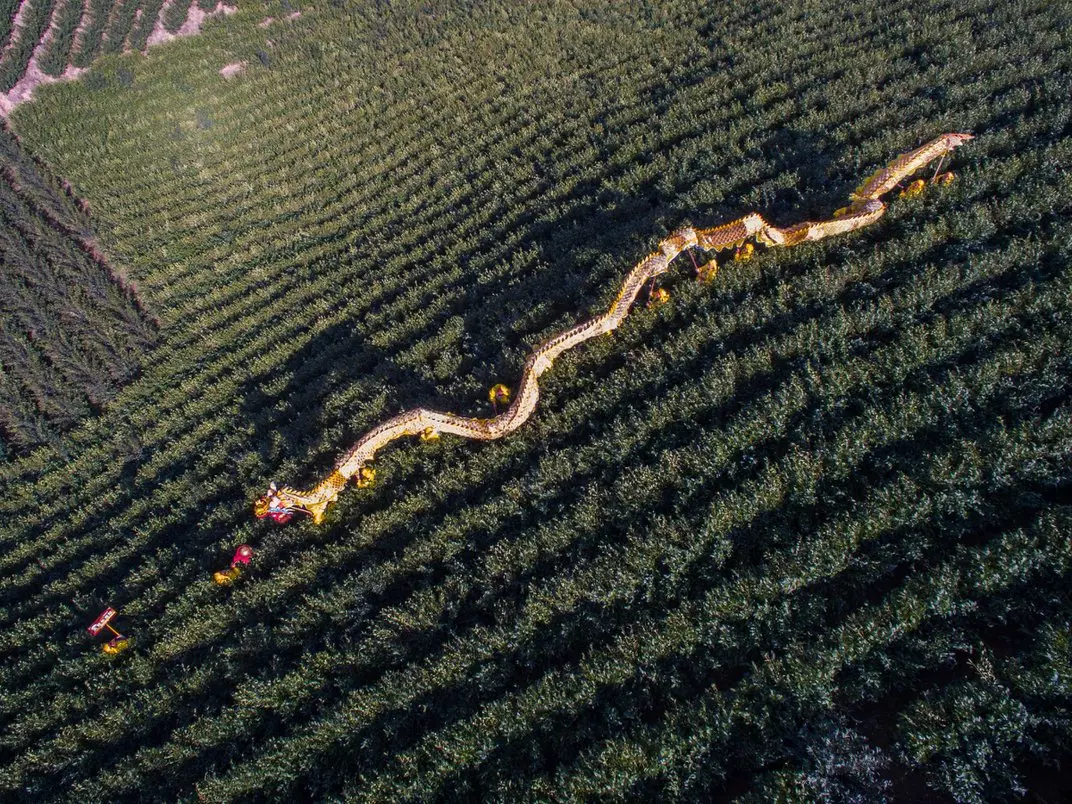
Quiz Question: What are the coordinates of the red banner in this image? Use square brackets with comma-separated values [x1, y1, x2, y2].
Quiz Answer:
[88, 607, 116, 635]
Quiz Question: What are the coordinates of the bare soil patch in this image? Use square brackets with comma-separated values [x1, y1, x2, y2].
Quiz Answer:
[219, 59, 245, 79]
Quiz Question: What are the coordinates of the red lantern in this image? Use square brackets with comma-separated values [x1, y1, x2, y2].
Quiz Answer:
[215, 545, 255, 586]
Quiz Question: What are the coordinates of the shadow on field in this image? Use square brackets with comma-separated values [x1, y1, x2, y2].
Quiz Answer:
[458, 126, 846, 388]
[238, 126, 847, 498]
[239, 319, 449, 478]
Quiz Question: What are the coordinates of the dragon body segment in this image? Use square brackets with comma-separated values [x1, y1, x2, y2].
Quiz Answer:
[255, 133, 973, 525]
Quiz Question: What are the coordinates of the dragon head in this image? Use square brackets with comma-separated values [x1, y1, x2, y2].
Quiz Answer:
[253, 481, 300, 524]
[254, 481, 332, 524]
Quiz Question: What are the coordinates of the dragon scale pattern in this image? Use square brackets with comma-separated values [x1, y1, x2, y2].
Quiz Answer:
[255, 133, 973, 525]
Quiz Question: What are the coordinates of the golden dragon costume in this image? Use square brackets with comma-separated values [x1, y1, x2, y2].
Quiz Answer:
[255, 132, 973, 525]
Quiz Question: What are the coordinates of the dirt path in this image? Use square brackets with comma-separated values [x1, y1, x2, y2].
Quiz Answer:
[147, 0, 236, 47]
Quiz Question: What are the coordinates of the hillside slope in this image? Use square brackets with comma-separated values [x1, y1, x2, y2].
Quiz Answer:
[2, 0, 1070, 799]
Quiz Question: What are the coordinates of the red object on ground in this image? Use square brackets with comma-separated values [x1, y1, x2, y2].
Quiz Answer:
[267, 510, 293, 524]
[88, 608, 116, 635]
[232, 545, 254, 566]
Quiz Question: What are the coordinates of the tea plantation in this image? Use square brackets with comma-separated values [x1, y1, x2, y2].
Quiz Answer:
[1, 0, 1070, 800]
